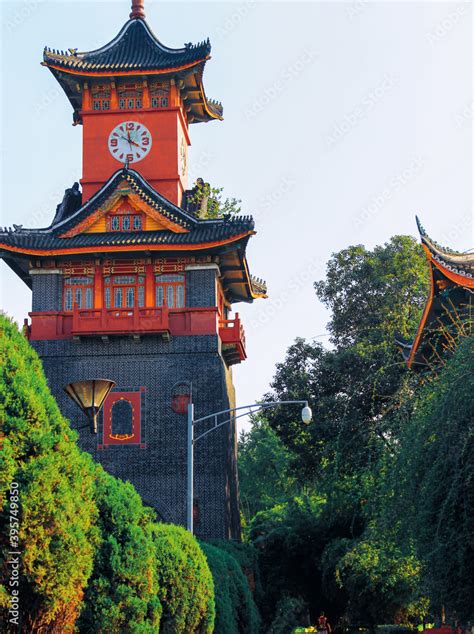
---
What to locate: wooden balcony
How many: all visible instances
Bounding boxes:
[27,306,247,364]
[219,313,247,365]
[24,306,247,365]
[72,305,170,338]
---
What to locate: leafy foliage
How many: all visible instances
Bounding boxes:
[240,236,434,627]
[238,416,297,523]
[77,468,162,633]
[152,523,215,633]
[267,596,310,634]
[324,534,428,624]
[0,314,99,631]
[207,538,263,607]
[0,315,220,633]
[391,337,474,619]
[188,178,241,219]
[265,236,429,484]
[201,542,260,634]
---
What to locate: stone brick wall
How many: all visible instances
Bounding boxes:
[32,334,240,539]
[185,267,217,307]
[31,272,62,312]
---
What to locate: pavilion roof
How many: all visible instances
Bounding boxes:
[401,217,473,369]
[416,216,474,281]
[42,17,223,123]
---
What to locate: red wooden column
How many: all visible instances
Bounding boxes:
[94,261,103,309]
[145,260,154,307]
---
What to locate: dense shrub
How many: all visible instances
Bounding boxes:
[268,596,309,634]
[152,524,215,633]
[0,315,217,632]
[201,542,260,634]
[77,468,162,633]
[208,539,262,602]
[0,314,99,631]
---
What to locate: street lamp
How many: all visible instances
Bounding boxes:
[64,379,116,433]
[186,399,312,534]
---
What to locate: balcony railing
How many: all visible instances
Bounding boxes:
[72,304,169,336]
[219,313,247,364]
[27,306,247,364]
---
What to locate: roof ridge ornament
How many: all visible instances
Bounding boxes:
[130,0,145,20]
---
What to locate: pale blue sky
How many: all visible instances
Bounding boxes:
[1,1,472,428]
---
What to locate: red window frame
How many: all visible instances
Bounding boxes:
[107,212,143,232]
[91,83,111,111]
[155,274,186,308]
[63,276,94,312]
[104,274,145,309]
[103,391,141,445]
[117,83,143,110]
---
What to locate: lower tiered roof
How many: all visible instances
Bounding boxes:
[0,168,266,303]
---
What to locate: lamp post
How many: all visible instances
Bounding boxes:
[64,379,116,433]
[186,400,312,534]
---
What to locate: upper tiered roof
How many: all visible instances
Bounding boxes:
[42,0,223,123]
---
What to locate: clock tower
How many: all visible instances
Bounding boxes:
[0,0,266,540]
[42,0,222,204]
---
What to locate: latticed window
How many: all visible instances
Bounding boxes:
[108,213,143,232]
[155,274,185,308]
[63,277,94,311]
[91,84,111,111]
[104,275,145,309]
[150,81,169,108]
[118,82,143,110]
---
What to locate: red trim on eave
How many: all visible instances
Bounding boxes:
[407,247,435,369]
[430,255,474,288]
[43,57,210,78]
[0,231,253,257]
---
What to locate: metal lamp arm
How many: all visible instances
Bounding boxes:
[193,400,308,425]
[193,400,308,443]
[187,399,309,534]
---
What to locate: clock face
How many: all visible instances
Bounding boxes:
[108,121,152,164]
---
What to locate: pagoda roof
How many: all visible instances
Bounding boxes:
[416,216,474,281]
[0,168,266,302]
[43,19,211,75]
[42,17,223,123]
[403,217,473,369]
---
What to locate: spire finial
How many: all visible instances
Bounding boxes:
[130,0,145,19]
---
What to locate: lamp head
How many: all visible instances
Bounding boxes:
[64,379,116,433]
[301,404,312,425]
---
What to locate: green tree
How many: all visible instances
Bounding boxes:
[187,178,241,219]
[322,533,428,625]
[391,336,474,619]
[152,524,215,633]
[77,468,162,633]
[201,542,260,634]
[240,236,431,625]
[238,416,298,524]
[0,314,99,631]
[265,236,429,485]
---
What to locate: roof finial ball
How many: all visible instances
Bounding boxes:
[130,0,145,19]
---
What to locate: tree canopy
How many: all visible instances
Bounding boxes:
[238,235,473,628]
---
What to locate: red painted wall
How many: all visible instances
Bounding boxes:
[81,107,189,205]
